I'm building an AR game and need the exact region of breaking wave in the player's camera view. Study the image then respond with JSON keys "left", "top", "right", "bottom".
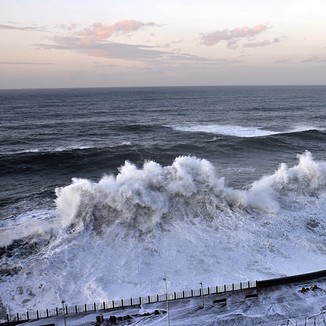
{"left": 1, "top": 152, "right": 325, "bottom": 312}
{"left": 56, "top": 151, "right": 326, "bottom": 233}
{"left": 169, "top": 124, "right": 324, "bottom": 138}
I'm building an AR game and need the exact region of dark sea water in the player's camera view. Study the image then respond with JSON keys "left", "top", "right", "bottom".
{"left": 0, "top": 86, "right": 326, "bottom": 314}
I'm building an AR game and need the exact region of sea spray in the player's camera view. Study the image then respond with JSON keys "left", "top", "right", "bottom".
{"left": 0, "top": 152, "right": 325, "bottom": 313}
{"left": 55, "top": 152, "right": 326, "bottom": 232}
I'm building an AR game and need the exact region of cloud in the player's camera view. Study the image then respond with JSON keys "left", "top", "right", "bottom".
{"left": 275, "top": 59, "right": 289, "bottom": 64}
{"left": 201, "top": 24, "right": 268, "bottom": 48}
{"left": 78, "top": 20, "right": 159, "bottom": 44}
{"left": 39, "top": 36, "right": 171, "bottom": 60}
{"left": 0, "top": 23, "right": 43, "bottom": 32}
{"left": 243, "top": 38, "right": 280, "bottom": 48}
{"left": 38, "top": 37, "right": 236, "bottom": 73}
{"left": 39, "top": 36, "right": 218, "bottom": 64}
{"left": 302, "top": 56, "right": 326, "bottom": 64}
{"left": 56, "top": 23, "right": 80, "bottom": 32}
{"left": 37, "top": 20, "right": 235, "bottom": 68}
{"left": 0, "top": 61, "right": 55, "bottom": 65}
{"left": 38, "top": 20, "right": 217, "bottom": 65}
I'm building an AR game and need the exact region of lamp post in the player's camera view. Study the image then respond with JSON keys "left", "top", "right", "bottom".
{"left": 199, "top": 282, "right": 204, "bottom": 308}
{"left": 163, "top": 275, "right": 171, "bottom": 326}
{"left": 61, "top": 300, "right": 67, "bottom": 326}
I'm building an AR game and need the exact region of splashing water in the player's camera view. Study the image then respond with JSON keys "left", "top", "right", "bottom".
{"left": 0, "top": 152, "right": 325, "bottom": 313}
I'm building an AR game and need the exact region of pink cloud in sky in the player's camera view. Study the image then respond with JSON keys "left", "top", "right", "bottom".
{"left": 201, "top": 24, "right": 268, "bottom": 48}
{"left": 78, "top": 20, "right": 158, "bottom": 44}
{"left": 37, "top": 19, "right": 232, "bottom": 65}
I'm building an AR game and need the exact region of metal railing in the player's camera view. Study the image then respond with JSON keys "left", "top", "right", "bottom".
{"left": 1, "top": 280, "right": 256, "bottom": 324}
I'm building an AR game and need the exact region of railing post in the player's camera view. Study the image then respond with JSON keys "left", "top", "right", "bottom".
{"left": 46, "top": 309, "right": 49, "bottom": 318}
{"left": 157, "top": 294, "right": 159, "bottom": 302}
{"left": 174, "top": 292, "right": 176, "bottom": 300}
{"left": 224, "top": 284, "right": 226, "bottom": 292}
{"left": 94, "top": 303, "right": 96, "bottom": 311}
{"left": 240, "top": 282, "right": 242, "bottom": 290}
{"left": 208, "top": 287, "right": 210, "bottom": 295}
{"left": 112, "top": 300, "right": 115, "bottom": 309}
{"left": 148, "top": 295, "right": 150, "bottom": 303}
{"left": 37, "top": 310, "right": 39, "bottom": 319}
{"left": 6, "top": 314, "right": 10, "bottom": 324}
{"left": 75, "top": 305, "right": 78, "bottom": 313}
{"left": 103, "top": 301, "right": 106, "bottom": 310}
{"left": 17, "top": 313, "right": 20, "bottom": 321}
{"left": 56, "top": 307, "right": 59, "bottom": 316}
{"left": 130, "top": 298, "right": 132, "bottom": 306}
{"left": 191, "top": 289, "right": 193, "bottom": 297}
{"left": 121, "top": 299, "right": 124, "bottom": 307}
{"left": 183, "top": 290, "right": 185, "bottom": 299}
{"left": 27, "top": 311, "right": 29, "bottom": 320}
{"left": 85, "top": 304, "right": 87, "bottom": 312}
{"left": 62, "top": 300, "right": 67, "bottom": 326}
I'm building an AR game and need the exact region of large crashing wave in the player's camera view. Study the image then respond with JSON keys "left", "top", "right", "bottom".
{"left": 56, "top": 151, "right": 326, "bottom": 232}
{"left": 1, "top": 152, "right": 326, "bottom": 313}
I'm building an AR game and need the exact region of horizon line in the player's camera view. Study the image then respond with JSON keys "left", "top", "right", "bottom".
{"left": 1, "top": 84, "right": 326, "bottom": 91}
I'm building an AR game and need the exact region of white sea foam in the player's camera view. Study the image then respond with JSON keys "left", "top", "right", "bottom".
{"left": 169, "top": 124, "right": 322, "bottom": 138}
{"left": 171, "top": 124, "right": 276, "bottom": 137}
{"left": 0, "top": 209, "right": 57, "bottom": 247}
{"left": 5, "top": 146, "right": 92, "bottom": 156}
{"left": 5, "top": 142, "right": 133, "bottom": 156}
{"left": 55, "top": 151, "right": 326, "bottom": 231}
{"left": 0, "top": 152, "right": 325, "bottom": 313}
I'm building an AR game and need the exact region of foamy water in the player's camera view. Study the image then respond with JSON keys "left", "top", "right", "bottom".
{"left": 169, "top": 124, "right": 322, "bottom": 138}
{"left": 1, "top": 152, "right": 325, "bottom": 313}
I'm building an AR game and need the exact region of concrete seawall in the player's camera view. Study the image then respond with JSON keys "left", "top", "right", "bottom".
{"left": 1, "top": 269, "right": 325, "bottom": 325}
{"left": 256, "top": 270, "right": 326, "bottom": 288}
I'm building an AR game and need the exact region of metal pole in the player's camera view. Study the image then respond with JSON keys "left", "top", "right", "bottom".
{"left": 62, "top": 300, "right": 67, "bottom": 326}
{"left": 199, "top": 282, "right": 204, "bottom": 308}
{"left": 163, "top": 275, "right": 171, "bottom": 326}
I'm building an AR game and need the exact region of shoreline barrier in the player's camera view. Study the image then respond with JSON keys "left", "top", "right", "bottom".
{"left": 1, "top": 280, "right": 256, "bottom": 325}
{"left": 1, "top": 269, "right": 325, "bottom": 325}
{"left": 256, "top": 269, "right": 326, "bottom": 288}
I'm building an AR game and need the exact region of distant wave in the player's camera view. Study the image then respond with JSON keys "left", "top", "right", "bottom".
{"left": 0, "top": 143, "right": 144, "bottom": 180}
{"left": 169, "top": 124, "right": 324, "bottom": 138}
{"left": 4, "top": 145, "right": 96, "bottom": 156}
{"left": 2, "top": 142, "right": 133, "bottom": 157}
{"left": 37, "top": 146, "right": 93, "bottom": 154}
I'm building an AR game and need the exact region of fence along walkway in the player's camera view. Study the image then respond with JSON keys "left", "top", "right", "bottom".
{"left": 3, "top": 269, "right": 326, "bottom": 325}
{"left": 2, "top": 280, "right": 256, "bottom": 324}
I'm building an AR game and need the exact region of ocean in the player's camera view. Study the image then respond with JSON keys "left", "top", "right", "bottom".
{"left": 0, "top": 86, "right": 325, "bottom": 315}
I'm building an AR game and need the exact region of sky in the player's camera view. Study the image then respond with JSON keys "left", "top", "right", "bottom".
{"left": 1, "top": 0, "right": 326, "bottom": 89}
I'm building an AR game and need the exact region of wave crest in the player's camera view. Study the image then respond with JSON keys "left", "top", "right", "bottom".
{"left": 251, "top": 151, "right": 326, "bottom": 194}
{"left": 55, "top": 152, "right": 326, "bottom": 231}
